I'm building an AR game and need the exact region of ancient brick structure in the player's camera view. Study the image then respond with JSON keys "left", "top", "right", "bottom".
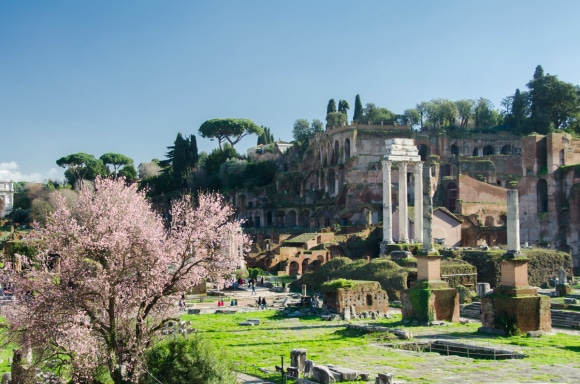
{"left": 230, "top": 124, "right": 580, "bottom": 271}
{"left": 480, "top": 258, "right": 552, "bottom": 334}
{"left": 246, "top": 232, "right": 336, "bottom": 276}
{"left": 321, "top": 280, "right": 389, "bottom": 314}
{"left": 401, "top": 255, "right": 460, "bottom": 323}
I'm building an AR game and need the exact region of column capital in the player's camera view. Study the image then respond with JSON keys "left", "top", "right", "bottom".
{"left": 382, "top": 159, "right": 392, "bottom": 169}
{"left": 415, "top": 162, "right": 424, "bottom": 173}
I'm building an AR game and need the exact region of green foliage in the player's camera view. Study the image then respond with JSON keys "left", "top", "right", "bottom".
{"left": 142, "top": 335, "right": 236, "bottom": 384}
{"left": 321, "top": 278, "right": 354, "bottom": 290}
{"left": 353, "top": 94, "right": 363, "bottom": 122}
{"left": 256, "top": 126, "right": 274, "bottom": 145}
{"left": 292, "top": 257, "right": 409, "bottom": 300}
{"left": 527, "top": 65, "right": 580, "bottom": 133}
{"left": 293, "top": 119, "right": 323, "bottom": 149}
{"left": 199, "top": 118, "right": 263, "bottom": 150}
{"left": 7, "top": 208, "right": 30, "bottom": 226}
{"left": 326, "top": 99, "right": 337, "bottom": 114}
{"left": 202, "top": 145, "right": 240, "bottom": 190}
{"left": 494, "top": 312, "right": 520, "bottom": 337}
{"left": 247, "top": 267, "right": 264, "bottom": 279}
{"left": 325, "top": 111, "right": 347, "bottom": 128}
{"left": 409, "top": 288, "right": 434, "bottom": 323}
{"left": 159, "top": 133, "right": 199, "bottom": 191}
{"left": 57, "top": 152, "right": 107, "bottom": 187}
{"left": 362, "top": 103, "right": 395, "bottom": 125}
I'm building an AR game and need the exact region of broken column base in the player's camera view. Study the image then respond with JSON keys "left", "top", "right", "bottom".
{"left": 401, "top": 280, "right": 460, "bottom": 323}
{"left": 480, "top": 286, "right": 552, "bottom": 335}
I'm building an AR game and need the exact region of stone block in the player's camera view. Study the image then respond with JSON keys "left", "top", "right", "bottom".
{"left": 290, "top": 348, "right": 307, "bottom": 375}
{"left": 376, "top": 372, "right": 395, "bottom": 384}
{"left": 328, "top": 365, "right": 358, "bottom": 381}
{"left": 312, "top": 365, "right": 336, "bottom": 384}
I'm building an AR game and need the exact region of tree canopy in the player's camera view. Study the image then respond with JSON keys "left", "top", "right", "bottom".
{"left": 99, "top": 152, "right": 134, "bottom": 178}
{"left": 56, "top": 152, "right": 106, "bottom": 188}
{"left": 198, "top": 118, "right": 263, "bottom": 150}
{"left": 6, "top": 177, "right": 247, "bottom": 383}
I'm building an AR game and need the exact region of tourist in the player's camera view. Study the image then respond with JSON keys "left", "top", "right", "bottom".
{"left": 257, "top": 296, "right": 262, "bottom": 309}
{"left": 251, "top": 280, "right": 256, "bottom": 295}
{"left": 262, "top": 297, "right": 267, "bottom": 310}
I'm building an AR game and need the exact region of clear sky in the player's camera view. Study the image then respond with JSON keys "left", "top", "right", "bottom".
{"left": 2, "top": 0, "right": 580, "bottom": 183}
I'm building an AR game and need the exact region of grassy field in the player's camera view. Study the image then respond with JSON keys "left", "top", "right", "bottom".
{"left": 184, "top": 310, "right": 580, "bottom": 383}
{"left": 0, "top": 309, "right": 579, "bottom": 382}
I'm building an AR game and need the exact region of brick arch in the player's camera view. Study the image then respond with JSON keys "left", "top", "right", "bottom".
{"left": 334, "top": 140, "right": 340, "bottom": 165}
{"left": 289, "top": 261, "right": 299, "bottom": 276}
{"left": 483, "top": 145, "right": 495, "bottom": 156}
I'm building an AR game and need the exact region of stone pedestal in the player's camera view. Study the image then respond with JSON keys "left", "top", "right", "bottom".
{"left": 481, "top": 258, "right": 552, "bottom": 334}
{"left": 417, "top": 255, "right": 441, "bottom": 281}
{"left": 402, "top": 255, "right": 459, "bottom": 323}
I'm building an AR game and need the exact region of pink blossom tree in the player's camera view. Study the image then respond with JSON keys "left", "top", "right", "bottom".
{"left": 6, "top": 177, "right": 248, "bottom": 383}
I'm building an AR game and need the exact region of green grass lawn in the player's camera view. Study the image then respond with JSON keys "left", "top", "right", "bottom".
{"left": 182, "top": 310, "right": 580, "bottom": 383}
{"left": 1, "top": 310, "right": 579, "bottom": 383}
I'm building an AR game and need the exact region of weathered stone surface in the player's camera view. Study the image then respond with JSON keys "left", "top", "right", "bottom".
{"left": 312, "top": 365, "right": 336, "bottom": 384}
{"left": 376, "top": 372, "right": 395, "bottom": 384}
{"left": 291, "top": 348, "right": 307, "bottom": 375}
{"left": 328, "top": 365, "right": 358, "bottom": 381}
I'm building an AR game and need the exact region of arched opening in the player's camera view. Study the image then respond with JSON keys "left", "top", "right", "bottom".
{"left": 445, "top": 182, "right": 458, "bottom": 212}
{"left": 327, "top": 169, "right": 336, "bottom": 195}
{"left": 418, "top": 144, "right": 429, "bottom": 161}
{"left": 334, "top": 141, "right": 340, "bottom": 164}
{"left": 473, "top": 147, "right": 479, "bottom": 156}
{"left": 560, "top": 149, "right": 565, "bottom": 166}
{"left": 501, "top": 144, "right": 512, "bottom": 155}
{"left": 477, "top": 232, "right": 495, "bottom": 247}
{"left": 484, "top": 216, "right": 495, "bottom": 227}
{"left": 345, "top": 139, "right": 351, "bottom": 160}
{"left": 450, "top": 144, "right": 459, "bottom": 157}
{"left": 289, "top": 261, "right": 300, "bottom": 276}
{"left": 366, "top": 294, "right": 373, "bottom": 306}
{"left": 537, "top": 179, "right": 548, "bottom": 213}
{"left": 483, "top": 145, "right": 495, "bottom": 156}
{"left": 285, "top": 210, "right": 297, "bottom": 228}
{"left": 301, "top": 259, "right": 310, "bottom": 274}
{"left": 275, "top": 211, "right": 285, "bottom": 228}
{"left": 311, "top": 257, "right": 322, "bottom": 271}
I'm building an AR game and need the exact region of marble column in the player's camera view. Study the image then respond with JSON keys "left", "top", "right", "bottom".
{"left": 382, "top": 160, "right": 393, "bottom": 243}
{"left": 399, "top": 161, "right": 409, "bottom": 243}
{"left": 507, "top": 189, "right": 521, "bottom": 254}
{"left": 414, "top": 162, "right": 423, "bottom": 243}
{"left": 422, "top": 164, "right": 436, "bottom": 254}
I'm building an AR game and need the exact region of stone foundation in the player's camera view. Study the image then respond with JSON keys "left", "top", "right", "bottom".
{"left": 401, "top": 281, "right": 460, "bottom": 323}
{"left": 481, "top": 292, "right": 552, "bottom": 334}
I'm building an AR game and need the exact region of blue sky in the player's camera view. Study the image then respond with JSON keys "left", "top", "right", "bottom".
{"left": 2, "top": 1, "right": 580, "bottom": 182}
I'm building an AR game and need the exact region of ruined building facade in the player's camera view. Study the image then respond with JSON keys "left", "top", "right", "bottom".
{"left": 230, "top": 124, "right": 580, "bottom": 271}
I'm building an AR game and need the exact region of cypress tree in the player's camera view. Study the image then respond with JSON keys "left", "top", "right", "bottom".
{"left": 353, "top": 94, "right": 363, "bottom": 122}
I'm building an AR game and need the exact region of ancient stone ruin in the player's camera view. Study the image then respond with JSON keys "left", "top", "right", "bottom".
{"left": 480, "top": 190, "right": 552, "bottom": 334}
{"left": 321, "top": 280, "right": 389, "bottom": 319}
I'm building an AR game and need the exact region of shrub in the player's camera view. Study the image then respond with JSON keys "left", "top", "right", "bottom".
{"left": 142, "top": 335, "right": 236, "bottom": 384}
